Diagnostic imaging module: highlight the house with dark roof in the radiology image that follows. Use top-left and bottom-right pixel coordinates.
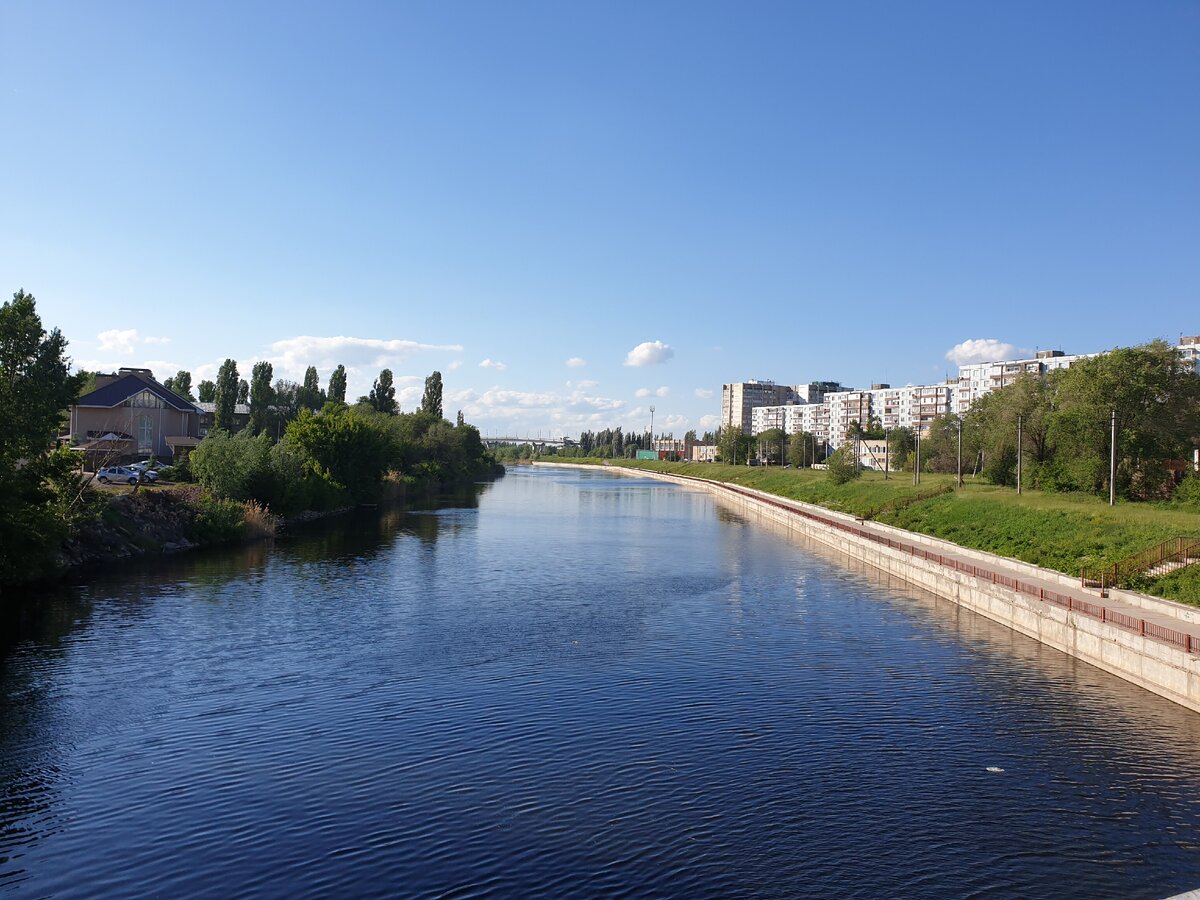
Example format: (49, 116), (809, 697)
(69, 368), (203, 466)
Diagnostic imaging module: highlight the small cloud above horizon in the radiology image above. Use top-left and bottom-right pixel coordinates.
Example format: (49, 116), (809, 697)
(945, 338), (1024, 366)
(635, 387), (651, 398)
(655, 386), (670, 397)
(694, 388), (714, 399)
(566, 357), (586, 368)
(97, 328), (170, 355)
(624, 340), (674, 367)
(479, 358), (507, 370)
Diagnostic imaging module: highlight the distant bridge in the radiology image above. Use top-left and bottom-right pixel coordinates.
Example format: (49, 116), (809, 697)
(482, 435), (569, 449)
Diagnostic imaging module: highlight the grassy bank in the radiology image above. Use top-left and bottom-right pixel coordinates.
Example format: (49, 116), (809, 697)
(545, 459), (1200, 604)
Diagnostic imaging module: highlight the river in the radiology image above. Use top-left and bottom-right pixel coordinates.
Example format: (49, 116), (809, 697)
(2, 465), (1200, 897)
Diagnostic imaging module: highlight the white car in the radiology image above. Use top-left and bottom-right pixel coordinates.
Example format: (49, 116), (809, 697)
(97, 466), (142, 485)
(127, 462), (160, 482)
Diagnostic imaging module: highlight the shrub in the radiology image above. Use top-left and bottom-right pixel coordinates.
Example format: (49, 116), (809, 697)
(825, 447), (861, 485)
(188, 494), (246, 543)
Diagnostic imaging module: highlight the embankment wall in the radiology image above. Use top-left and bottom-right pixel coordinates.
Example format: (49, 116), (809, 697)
(536, 462), (1200, 714)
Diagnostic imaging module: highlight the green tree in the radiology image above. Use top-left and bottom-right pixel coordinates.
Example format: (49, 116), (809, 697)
(163, 369), (195, 401)
(214, 359), (239, 431)
(270, 379), (301, 437)
(198, 379), (216, 403)
(756, 427), (787, 465)
(369, 368), (397, 415)
(248, 361), (274, 435)
(190, 428), (273, 501)
(299, 365), (324, 411)
(0, 290), (89, 584)
(717, 426), (752, 464)
(237, 378), (249, 406)
(888, 427), (914, 472)
(788, 431), (818, 467)
(456, 409), (465, 427)
(327, 364), (347, 405)
(825, 446), (861, 484)
(422, 370), (443, 419)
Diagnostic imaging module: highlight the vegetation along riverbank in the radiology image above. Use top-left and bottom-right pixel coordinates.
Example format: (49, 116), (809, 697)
(0, 290), (501, 593)
(537, 459), (1200, 604)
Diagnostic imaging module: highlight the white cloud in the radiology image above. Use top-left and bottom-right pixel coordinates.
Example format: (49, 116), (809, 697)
(566, 357), (586, 368)
(95, 329), (172, 356)
(945, 338), (1023, 367)
(662, 414), (689, 431)
(479, 358), (507, 370)
(448, 360), (463, 370)
(694, 388), (714, 399)
(454, 387), (628, 435)
(267, 335), (461, 375)
(96, 329), (140, 355)
(655, 386), (670, 398)
(569, 379), (598, 390)
(624, 340), (674, 367)
(699, 414), (720, 429)
(635, 388), (651, 398)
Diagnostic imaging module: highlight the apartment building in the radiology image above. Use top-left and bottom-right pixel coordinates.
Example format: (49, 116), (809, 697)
(723, 380), (845, 433)
(954, 350), (1093, 414)
(721, 380), (796, 432)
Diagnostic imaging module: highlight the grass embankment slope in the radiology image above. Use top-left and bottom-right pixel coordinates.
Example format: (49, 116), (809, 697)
(549, 459), (1200, 604)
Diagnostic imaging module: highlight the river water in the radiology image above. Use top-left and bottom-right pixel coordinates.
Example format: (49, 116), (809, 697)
(3, 466), (1200, 898)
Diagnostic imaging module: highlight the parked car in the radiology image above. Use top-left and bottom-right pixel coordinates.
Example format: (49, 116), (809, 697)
(127, 462), (160, 482)
(97, 466), (142, 485)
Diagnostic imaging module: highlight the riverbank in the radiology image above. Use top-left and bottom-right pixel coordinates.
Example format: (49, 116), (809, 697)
(536, 461), (1200, 714)
(541, 459), (1200, 603)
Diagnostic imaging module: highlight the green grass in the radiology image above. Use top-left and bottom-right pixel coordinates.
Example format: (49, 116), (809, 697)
(543, 458), (1200, 603)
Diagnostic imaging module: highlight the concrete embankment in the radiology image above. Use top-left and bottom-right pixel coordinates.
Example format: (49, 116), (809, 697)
(535, 462), (1200, 714)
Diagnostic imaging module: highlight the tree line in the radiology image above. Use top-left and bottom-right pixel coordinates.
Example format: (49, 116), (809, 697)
(0, 289), (499, 586)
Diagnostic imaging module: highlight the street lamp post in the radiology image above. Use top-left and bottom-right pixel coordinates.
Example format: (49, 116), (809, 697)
(956, 416), (963, 488)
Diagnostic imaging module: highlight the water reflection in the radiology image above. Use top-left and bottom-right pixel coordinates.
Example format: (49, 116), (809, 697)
(3, 470), (1200, 897)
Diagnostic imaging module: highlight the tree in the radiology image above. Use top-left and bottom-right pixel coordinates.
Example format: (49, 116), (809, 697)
(456, 409), (465, 427)
(825, 446), (861, 484)
(298, 365), (324, 411)
(422, 370), (443, 419)
(888, 427), (914, 472)
(214, 359), (239, 431)
(0, 290), (89, 583)
(198, 380), (216, 403)
(237, 378), (249, 406)
(756, 427), (787, 465)
(270, 379), (301, 436)
(248, 361), (274, 435)
(327, 364), (347, 405)
(369, 369), (397, 415)
(163, 370), (195, 401)
(788, 431), (818, 467)
(717, 426), (751, 465)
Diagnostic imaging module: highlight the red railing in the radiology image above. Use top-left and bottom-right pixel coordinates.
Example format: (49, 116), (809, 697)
(1082, 537), (1200, 592)
(666, 472), (1199, 656)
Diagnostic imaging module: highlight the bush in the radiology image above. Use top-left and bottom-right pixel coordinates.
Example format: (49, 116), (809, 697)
(1173, 471), (1200, 510)
(825, 447), (861, 485)
(188, 493), (246, 543)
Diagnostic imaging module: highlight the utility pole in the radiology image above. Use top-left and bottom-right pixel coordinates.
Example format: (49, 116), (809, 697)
(649, 405), (655, 451)
(913, 430), (921, 485)
(1110, 408), (1117, 506)
(956, 416), (963, 488)
(1017, 415), (1027, 496)
(884, 427), (889, 480)
(1016, 415), (1022, 495)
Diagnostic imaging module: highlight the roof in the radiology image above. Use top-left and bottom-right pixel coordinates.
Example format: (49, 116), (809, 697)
(77, 372), (199, 413)
(195, 402), (251, 416)
(164, 435), (202, 448)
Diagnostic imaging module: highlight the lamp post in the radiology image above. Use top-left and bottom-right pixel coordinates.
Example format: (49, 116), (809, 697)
(1016, 414), (1022, 495)
(1110, 408), (1117, 506)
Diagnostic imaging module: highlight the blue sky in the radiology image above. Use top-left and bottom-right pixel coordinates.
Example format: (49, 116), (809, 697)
(3, 1), (1197, 437)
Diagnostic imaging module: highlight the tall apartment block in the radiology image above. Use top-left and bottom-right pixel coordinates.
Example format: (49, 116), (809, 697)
(722, 380), (843, 432)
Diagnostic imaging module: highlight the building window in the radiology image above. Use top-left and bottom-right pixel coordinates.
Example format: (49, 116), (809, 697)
(138, 415), (153, 453)
(124, 389), (164, 409)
